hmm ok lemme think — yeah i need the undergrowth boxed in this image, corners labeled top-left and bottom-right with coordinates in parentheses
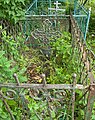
top-left (0, 26), bottom-right (92, 120)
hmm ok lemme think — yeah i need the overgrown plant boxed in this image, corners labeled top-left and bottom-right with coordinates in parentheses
top-left (0, 26), bottom-right (28, 83)
top-left (0, 0), bottom-right (31, 23)
top-left (46, 32), bottom-right (77, 84)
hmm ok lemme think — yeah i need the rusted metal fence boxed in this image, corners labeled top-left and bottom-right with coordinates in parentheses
top-left (70, 14), bottom-right (95, 120)
top-left (0, 15), bottom-right (95, 120)
top-left (0, 19), bottom-right (23, 41)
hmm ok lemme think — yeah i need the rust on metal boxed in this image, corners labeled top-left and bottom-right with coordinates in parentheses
top-left (72, 74), bottom-right (77, 120)
top-left (0, 83), bottom-right (87, 90)
top-left (70, 14), bottom-right (95, 120)
top-left (85, 85), bottom-right (95, 120)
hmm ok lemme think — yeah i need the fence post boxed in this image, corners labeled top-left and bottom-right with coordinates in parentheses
top-left (72, 74), bottom-right (77, 120)
top-left (85, 84), bottom-right (95, 120)
top-left (84, 7), bottom-right (91, 40)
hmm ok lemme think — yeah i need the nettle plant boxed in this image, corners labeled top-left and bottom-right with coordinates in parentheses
top-left (0, 51), bottom-right (27, 83)
top-left (0, 26), bottom-right (28, 83)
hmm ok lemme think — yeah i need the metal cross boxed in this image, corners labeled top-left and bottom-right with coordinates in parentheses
top-left (48, 1), bottom-right (65, 15)
top-left (54, 1), bottom-right (61, 9)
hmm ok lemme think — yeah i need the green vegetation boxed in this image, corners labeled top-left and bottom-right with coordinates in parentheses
top-left (0, 0), bottom-right (95, 120)
top-left (0, 26), bottom-right (73, 119)
top-left (0, 0), bottom-right (31, 23)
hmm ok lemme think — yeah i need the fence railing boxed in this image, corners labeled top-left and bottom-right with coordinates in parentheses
top-left (74, 1), bottom-right (91, 40)
top-left (70, 14), bottom-right (95, 120)
top-left (0, 14), bottom-right (95, 120)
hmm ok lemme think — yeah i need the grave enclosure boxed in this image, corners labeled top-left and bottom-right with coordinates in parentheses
top-left (0, 0), bottom-right (95, 120)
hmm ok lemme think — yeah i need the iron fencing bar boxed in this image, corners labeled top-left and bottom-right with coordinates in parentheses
top-left (70, 14), bottom-right (95, 120)
top-left (0, 14), bottom-right (94, 120)
top-left (25, 0), bottom-right (70, 16)
top-left (0, 20), bottom-right (23, 40)
top-left (23, 17), bottom-right (69, 47)
top-left (74, 1), bottom-right (91, 40)
top-left (0, 73), bottom-right (88, 120)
